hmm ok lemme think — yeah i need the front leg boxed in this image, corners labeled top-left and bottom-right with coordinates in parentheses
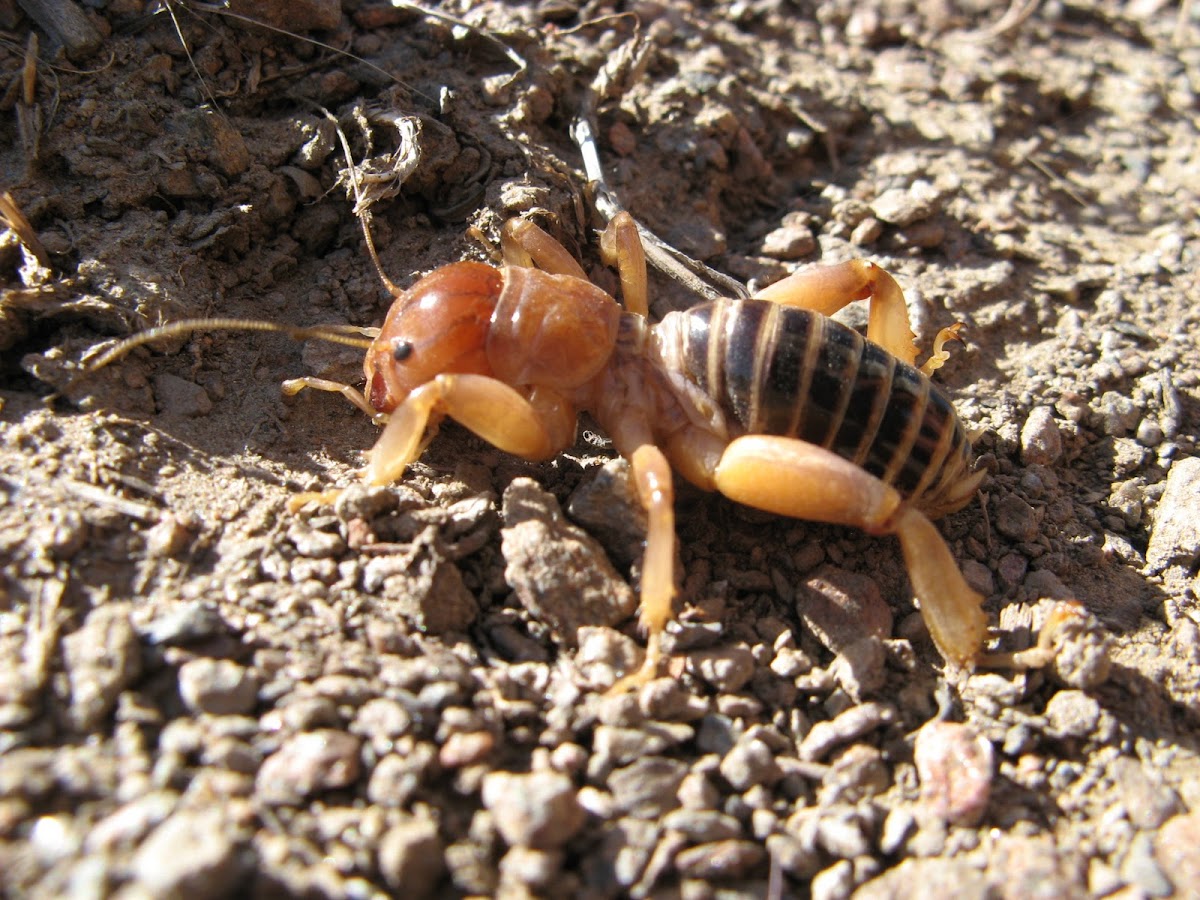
top-left (291, 375), bottom-right (578, 511)
top-left (713, 435), bottom-right (988, 667)
top-left (365, 375), bottom-right (577, 485)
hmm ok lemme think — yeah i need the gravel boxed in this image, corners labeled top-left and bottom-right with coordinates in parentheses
top-left (1, 1), bottom-right (1197, 896)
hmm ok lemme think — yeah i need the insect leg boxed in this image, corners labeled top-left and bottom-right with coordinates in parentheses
top-left (608, 443), bottom-right (677, 692)
top-left (364, 374), bottom-right (577, 486)
top-left (712, 434), bottom-right (988, 667)
top-left (500, 218), bottom-right (588, 279)
top-left (918, 323), bottom-right (965, 376)
top-left (599, 211), bottom-right (648, 318)
top-left (753, 260), bottom-right (919, 366)
top-left (281, 376), bottom-right (376, 418)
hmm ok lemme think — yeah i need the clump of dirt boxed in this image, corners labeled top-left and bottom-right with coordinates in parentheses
top-left (1, 1), bottom-right (1199, 898)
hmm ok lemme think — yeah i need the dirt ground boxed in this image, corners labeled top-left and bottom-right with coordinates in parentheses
top-left (1, 0), bottom-right (1199, 897)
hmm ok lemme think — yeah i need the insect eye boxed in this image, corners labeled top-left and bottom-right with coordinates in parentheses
top-left (391, 339), bottom-right (414, 362)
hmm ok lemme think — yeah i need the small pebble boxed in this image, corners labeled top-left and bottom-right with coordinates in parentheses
top-left (153, 373), bottom-right (212, 417)
top-left (367, 744), bottom-right (437, 807)
top-left (1095, 391), bottom-right (1140, 436)
top-left (178, 658), bottom-right (259, 716)
top-left (820, 744), bottom-right (889, 805)
top-left (914, 721), bottom-right (994, 826)
top-left (992, 834), bottom-right (1084, 898)
top-left (143, 602), bottom-right (226, 646)
top-left (851, 217), bottom-right (883, 245)
top-left (145, 514), bottom-right (199, 559)
top-left (996, 553), bottom-right (1028, 590)
top-left (677, 770), bottom-right (721, 810)
top-left (439, 731), bottom-right (495, 768)
top-left (1020, 406), bottom-right (1062, 466)
top-left (378, 816), bottom-right (444, 897)
top-left (855, 857), bottom-right (989, 899)
top-left (828, 636), bottom-right (887, 701)
top-left (798, 702), bottom-right (897, 761)
top-left (686, 644), bottom-right (756, 693)
top-left (1136, 417), bottom-right (1163, 447)
top-left (607, 756), bottom-right (688, 818)
top-left (63, 603), bottom-right (142, 731)
top-left (1044, 690), bottom-right (1102, 740)
top-left (498, 846), bottom-right (563, 892)
top-left (761, 219), bottom-right (816, 260)
top-left (719, 736), bottom-right (782, 791)
top-left (1110, 756), bottom-right (1179, 830)
top-left (871, 181), bottom-right (939, 226)
top-left (814, 807), bottom-right (872, 858)
top-left (994, 494), bottom-right (1039, 542)
top-left (1122, 831), bottom-right (1174, 897)
top-left (85, 791), bottom-right (178, 851)
top-left (811, 859), bottom-right (855, 900)
top-left (593, 723), bottom-right (693, 767)
top-left (1146, 456), bottom-right (1200, 572)
top-left (878, 807), bottom-right (916, 856)
top-left (673, 839), bottom-right (765, 879)
top-left (481, 771), bottom-right (584, 849)
top-left (798, 566), bottom-right (893, 653)
top-left (502, 479), bottom-right (636, 644)
top-left (350, 698), bottom-right (415, 751)
top-left (1155, 809), bottom-right (1200, 893)
top-left (661, 808), bottom-right (742, 843)
top-left (574, 627), bottom-right (643, 689)
top-left (766, 831), bottom-right (821, 878)
top-left (255, 730), bottom-right (362, 804)
top-left (130, 808), bottom-right (243, 899)
top-left (371, 550), bottom-right (478, 635)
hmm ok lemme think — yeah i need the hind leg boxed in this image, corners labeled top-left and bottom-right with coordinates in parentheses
top-left (712, 434), bottom-right (987, 667)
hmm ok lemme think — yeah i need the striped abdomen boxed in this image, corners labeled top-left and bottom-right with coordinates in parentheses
top-left (657, 299), bottom-right (975, 514)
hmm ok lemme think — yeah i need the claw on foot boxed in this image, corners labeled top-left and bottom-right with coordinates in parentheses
top-left (607, 630), bottom-right (664, 695)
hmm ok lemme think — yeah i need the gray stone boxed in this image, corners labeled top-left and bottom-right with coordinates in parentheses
top-left (674, 839), bottom-right (765, 879)
top-left (502, 479), bottom-right (636, 644)
top-left (661, 808), bottom-right (743, 843)
top-left (178, 658), bottom-right (258, 716)
top-left (994, 493), bottom-right (1039, 542)
top-left (1044, 689), bottom-right (1102, 739)
top-left (829, 636), bottom-right (887, 701)
top-left (608, 756), bottom-right (688, 818)
top-left (63, 603), bottom-right (142, 731)
top-left (378, 816), bottom-right (444, 897)
top-left (1096, 391), bottom-right (1140, 436)
top-left (1147, 456), bottom-right (1200, 572)
top-left (798, 702), bottom-right (897, 762)
top-left (798, 566), bottom-right (893, 653)
top-left (871, 181), bottom-right (940, 225)
top-left (131, 808), bottom-right (243, 899)
top-left (256, 729), bottom-right (362, 803)
top-left (1020, 406), bottom-right (1063, 466)
top-left (481, 771), bottom-right (584, 849)
top-left (153, 372), bottom-right (212, 417)
top-left (686, 644), bottom-right (756, 693)
top-left (719, 736), bottom-right (782, 791)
